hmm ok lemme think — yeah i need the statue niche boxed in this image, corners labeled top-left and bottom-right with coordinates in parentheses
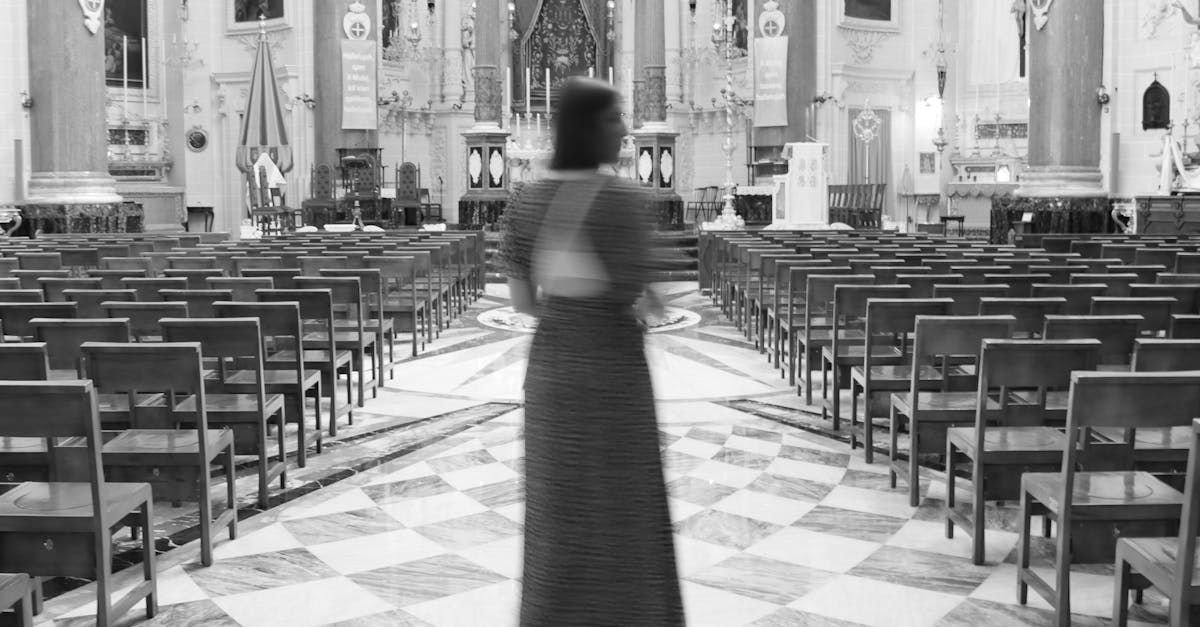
top-left (1143, 79), bottom-right (1171, 131)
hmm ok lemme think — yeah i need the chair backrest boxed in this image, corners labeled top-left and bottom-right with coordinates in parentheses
top-left (12, 269), bottom-right (70, 290)
top-left (320, 269), bottom-right (384, 319)
top-left (0, 342), bottom-right (49, 380)
top-left (364, 255), bottom-right (419, 292)
top-left (17, 252), bottom-right (63, 271)
top-left (932, 284), bottom-right (1010, 316)
top-left (206, 276), bottom-right (274, 301)
top-left (163, 269), bottom-right (225, 290)
top-left (1132, 339), bottom-right (1200, 372)
top-left (313, 164), bottom-right (335, 200)
top-left (0, 302), bottom-right (77, 339)
top-left (82, 342), bottom-right (209, 434)
top-left (0, 289), bottom-right (45, 303)
top-left (397, 162), bottom-right (420, 202)
top-left (64, 289), bottom-right (136, 318)
top-left (1172, 314), bottom-right (1200, 339)
top-left (1030, 283), bottom-right (1107, 315)
top-left (120, 277), bottom-right (188, 302)
top-left (167, 256), bottom-right (218, 271)
top-left (240, 268), bottom-right (299, 289)
top-left (32, 318), bottom-right (132, 373)
top-left (161, 317), bottom-right (268, 405)
top-left (102, 301), bottom-right (189, 341)
top-left (158, 289), bottom-right (233, 318)
top-left (298, 256), bottom-right (349, 276)
top-left (234, 256), bottom-right (284, 275)
top-left (1043, 315), bottom-right (1142, 367)
top-left (976, 339), bottom-right (1102, 428)
top-left (87, 268), bottom-right (147, 289)
top-left (101, 257), bottom-right (150, 272)
top-left (909, 315), bottom-right (1016, 393)
top-left (1090, 297), bottom-right (1177, 336)
top-left (1070, 272), bottom-right (1138, 297)
top-left (255, 288), bottom-right (338, 352)
top-left (977, 297), bottom-right (1066, 337)
top-left (831, 285), bottom-right (912, 331)
top-left (1130, 283), bottom-right (1200, 316)
top-left (39, 277), bottom-right (103, 302)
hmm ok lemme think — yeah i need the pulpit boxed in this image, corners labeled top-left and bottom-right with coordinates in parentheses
top-left (774, 143), bottom-right (830, 227)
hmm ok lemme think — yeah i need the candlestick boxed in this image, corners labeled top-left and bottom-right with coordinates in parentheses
top-left (525, 67), bottom-right (531, 116)
top-left (141, 37), bottom-right (148, 121)
top-left (505, 66), bottom-right (512, 120)
top-left (122, 35), bottom-right (129, 119)
top-left (545, 68), bottom-right (551, 114)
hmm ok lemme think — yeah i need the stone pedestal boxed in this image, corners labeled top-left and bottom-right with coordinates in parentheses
top-left (25, 0), bottom-right (119, 205)
top-left (461, 0), bottom-right (510, 223)
top-left (633, 127), bottom-right (679, 193)
top-left (1019, 0), bottom-right (1104, 198)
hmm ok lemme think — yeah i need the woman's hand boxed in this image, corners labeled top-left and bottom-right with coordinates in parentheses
top-left (638, 287), bottom-right (665, 321)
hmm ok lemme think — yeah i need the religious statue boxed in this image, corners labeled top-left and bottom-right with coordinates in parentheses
top-left (461, 12), bottom-right (475, 86)
top-left (1176, 0), bottom-right (1200, 26)
top-left (1012, 0), bottom-right (1027, 38)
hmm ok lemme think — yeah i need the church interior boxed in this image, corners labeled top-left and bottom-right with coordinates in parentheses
top-left (4, 0), bottom-right (1200, 625)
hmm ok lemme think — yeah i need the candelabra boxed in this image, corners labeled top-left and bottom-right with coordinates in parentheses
top-left (706, 0), bottom-right (748, 230)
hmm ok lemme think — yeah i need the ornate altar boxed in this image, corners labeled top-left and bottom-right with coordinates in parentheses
top-left (21, 202), bottom-right (144, 234)
top-left (1135, 195), bottom-right (1200, 235)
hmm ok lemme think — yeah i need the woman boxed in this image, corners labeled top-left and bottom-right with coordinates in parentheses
top-left (499, 77), bottom-right (684, 626)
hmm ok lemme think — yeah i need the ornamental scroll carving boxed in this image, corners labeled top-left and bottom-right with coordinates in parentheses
top-left (838, 27), bottom-right (893, 64)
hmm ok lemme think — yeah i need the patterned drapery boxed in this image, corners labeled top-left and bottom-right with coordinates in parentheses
top-left (513, 0), bottom-right (609, 96)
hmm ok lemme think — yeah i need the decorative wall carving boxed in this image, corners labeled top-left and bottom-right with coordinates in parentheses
top-left (474, 66), bottom-right (503, 123)
top-left (838, 27), bottom-right (894, 64)
top-left (1140, 0), bottom-right (1178, 39)
top-left (526, 0), bottom-right (598, 88)
top-left (642, 67), bottom-right (667, 123)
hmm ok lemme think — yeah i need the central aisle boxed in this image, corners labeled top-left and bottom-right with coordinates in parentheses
top-left (40, 284), bottom-right (1167, 627)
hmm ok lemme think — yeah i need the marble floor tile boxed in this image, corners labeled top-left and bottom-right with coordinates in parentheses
top-left (674, 509), bottom-right (783, 550)
top-left (462, 477), bottom-right (523, 509)
top-left (789, 575), bottom-right (964, 627)
top-left (745, 527), bottom-right (881, 573)
top-left (325, 609), bottom-right (436, 627)
top-left (765, 457), bottom-right (848, 486)
top-left (278, 488), bottom-right (380, 522)
top-left (792, 505), bottom-right (909, 544)
top-left (820, 484), bottom-right (919, 520)
top-left (887, 518), bottom-right (1018, 566)
top-left (710, 447), bottom-right (774, 470)
top-left (361, 475), bottom-right (457, 505)
top-left (662, 449), bottom-right (711, 474)
top-left (750, 607), bottom-right (869, 627)
top-left (403, 580), bottom-right (521, 627)
top-left (214, 577), bottom-right (394, 627)
top-left (307, 529), bottom-right (446, 575)
top-left (54, 600), bottom-right (238, 627)
top-left (934, 598), bottom-right (1095, 627)
top-left (687, 459), bottom-right (764, 488)
top-left (347, 554), bottom-right (509, 607)
top-left (848, 546), bottom-right (993, 596)
top-left (212, 523), bottom-right (304, 560)
top-left (688, 553), bottom-right (839, 605)
top-left (731, 424), bottom-right (786, 443)
top-left (183, 548), bottom-right (340, 597)
top-left (412, 511), bottom-right (523, 550)
top-left (674, 535), bottom-right (742, 578)
top-left (425, 449), bottom-right (498, 474)
top-left (363, 460), bottom-right (437, 486)
top-left (379, 491), bottom-right (491, 528)
top-left (744, 472), bottom-right (836, 503)
top-left (668, 496), bottom-right (707, 522)
top-left (439, 462), bottom-right (521, 492)
top-left (680, 582), bottom-right (780, 627)
top-left (485, 439), bottom-right (523, 462)
top-left (668, 475), bottom-right (742, 506)
top-left (55, 565), bottom-right (210, 620)
top-left (667, 436), bottom-right (723, 460)
top-left (456, 535), bottom-right (524, 580)
top-left (281, 507), bottom-right (406, 545)
top-left (711, 488), bottom-right (816, 526)
top-left (777, 444), bottom-right (852, 468)
top-left (688, 427), bottom-right (733, 446)
top-left (723, 433), bottom-right (784, 457)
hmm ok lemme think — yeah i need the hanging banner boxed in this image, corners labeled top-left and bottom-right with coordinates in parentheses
top-left (341, 39), bottom-right (377, 130)
top-left (753, 35), bottom-right (789, 127)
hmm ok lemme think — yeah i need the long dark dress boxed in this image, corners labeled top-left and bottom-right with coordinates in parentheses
top-left (499, 173), bottom-right (685, 626)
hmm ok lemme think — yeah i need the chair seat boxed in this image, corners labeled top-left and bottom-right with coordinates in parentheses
top-left (1094, 426), bottom-right (1192, 451)
top-left (382, 298), bottom-right (427, 313)
top-left (303, 332), bottom-right (378, 350)
top-left (224, 368), bottom-right (322, 390)
top-left (0, 481), bottom-right (151, 531)
top-left (1010, 389), bottom-right (1069, 413)
top-left (1022, 471), bottom-right (1184, 516)
top-left (175, 393), bottom-right (286, 418)
top-left (268, 349), bottom-right (352, 367)
top-left (1118, 538), bottom-right (1200, 586)
top-left (337, 318), bottom-right (394, 334)
top-left (102, 428), bottom-right (233, 458)
top-left (892, 391), bottom-right (1001, 418)
top-left (851, 364), bottom-right (946, 388)
top-left (948, 426), bottom-right (1067, 457)
top-left (822, 344), bottom-right (902, 366)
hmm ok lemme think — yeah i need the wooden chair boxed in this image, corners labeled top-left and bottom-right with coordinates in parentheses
top-left (1159, 273), bottom-right (1200, 285)
top-left (887, 317), bottom-right (1018, 506)
top-left (0, 303), bottom-right (76, 341)
top-left (158, 289), bottom-right (233, 318)
top-left (15, 252), bottom-right (61, 271)
top-left (1171, 314), bottom-right (1200, 339)
top-left (798, 272), bottom-right (869, 404)
top-left (64, 289), bottom-right (136, 318)
top-left (10, 270), bottom-right (69, 291)
top-left (0, 573), bottom-right (32, 627)
top-left (0, 343), bottom-right (49, 380)
top-left (1071, 272), bottom-right (1139, 297)
top-left (1030, 265), bottom-right (1089, 284)
top-left (1131, 283), bottom-right (1200, 316)
top-left (254, 290), bottom-right (352, 436)
top-left (766, 259), bottom-right (830, 370)
top-left (1043, 315), bottom-right (1142, 369)
top-left (848, 298), bottom-right (953, 463)
top-left (88, 268), bottom-right (147, 290)
top-left (240, 268), bottom-right (299, 290)
top-left (366, 255), bottom-right (426, 356)
top-left (945, 339), bottom-right (1102, 564)
top-left (1114, 418), bottom-right (1200, 626)
top-left (101, 302), bottom-right (189, 342)
top-left (1031, 283), bottom-right (1107, 315)
top-left (293, 277), bottom-right (378, 405)
top-left (933, 284), bottom-right (1010, 316)
top-left (820, 284), bottom-right (912, 430)
top-left (213, 302), bottom-right (324, 467)
top-left (233, 256), bottom-right (284, 276)
top-left (1091, 296), bottom-right (1178, 337)
top-left (120, 277), bottom-right (187, 302)
top-left (321, 269), bottom-right (397, 381)
top-left (983, 273), bottom-right (1050, 298)
top-left (1017, 371), bottom-right (1200, 625)
top-left (167, 256), bottom-right (218, 271)
top-left (1176, 252), bottom-right (1200, 273)
top-left (38, 278), bottom-right (102, 302)
top-left (977, 297), bottom-right (1066, 338)
top-left (0, 381), bottom-right (157, 627)
top-left (0, 279), bottom-right (18, 290)
top-left (1107, 264), bottom-right (1167, 284)
top-left (161, 318), bottom-right (287, 509)
top-left (31, 318), bottom-right (131, 377)
top-left (100, 257), bottom-right (150, 274)
top-left (0, 290), bottom-right (44, 304)
top-left (206, 277), bottom-right (274, 302)
top-left (82, 342), bottom-right (237, 567)
top-left (163, 269), bottom-right (224, 290)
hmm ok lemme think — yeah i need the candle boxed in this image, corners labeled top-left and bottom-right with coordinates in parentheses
top-left (545, 68), bottom-right (551, 114)
top-left (608, 66), bottom-right (614, 85)
top-left (505, 66), bottom-right (512, 119)
top-left (141, 37), bottom-right (148, 121)
top-left (525, 67), bottom-right (531, 115)
top-left (588, 67), bottom-right (594, 78)
top-left (122, 35), bottom-right (129, 115)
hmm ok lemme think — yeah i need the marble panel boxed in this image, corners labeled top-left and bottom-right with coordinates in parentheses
top-left (182, 548), bottom-right (340, 597)
top-left (53, 600), bottom-right (237, 627)
top-left (745, 527), bottom-right (881, 573)
top-left (751, 607), bottom-right (870, 626)
top-left (847, 546), bottom-right (993, 596)
top-left (307, 529), bottom-right (446, 575)
top-left (793, 505), bottom-right (909, 543)
top-left (710, 447), bottom-right (774, 470)
top-left (462, 477), bottom-right (524, 509)
top-left (411, 511), bottom-right (523, 550)
top-left (361, 475), bottom-right (457, 505)
top-left (282, 507), bottom-right (407, 545)
top-left (688, 553), bottom-right (839, 604)
top-left (788, 575), bottom-right (964, 627)
top-left (213, 577), bottom-right (394, 627)
top-left (745, 472), bottom-right (836, 503)
top-left (347, 554), bottom-right (508, 607)
top-left (425, 449), bottom-right (498, 474)
top-left (674, 509), bottom-right (783, 550)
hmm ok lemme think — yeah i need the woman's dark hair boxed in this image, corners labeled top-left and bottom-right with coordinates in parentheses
top-left (551, 77), bottom-right (620, 171)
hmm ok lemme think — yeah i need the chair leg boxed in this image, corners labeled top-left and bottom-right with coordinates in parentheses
top-left (198, 459), bottom-right (214, 567)
top-left (277, 406), bottom-right (288, 490)
top-left (14, 583), bottom-right (32, 627)
top-left (140, 500), bottom-right (157, 619)
top-left (1053, 515), bottom-right (1072, 626)
top-left (862, 384), bottom-right (874, 464)
top-left (908, 424), bottom-right (921, 507)
top-left (256, 419), bottom-right (270, 509)
top-left (1112, 551), bottom-right (1132, 627)
top-left (225, 442), bottom-right (238, 540)
top-left (971, 462), bottom-right (986, 565)
top-left (945, 438), bottom-right (957, 539)
top-left (1017, 489), bottom-right (1032, 605)
top-left (889, 405), bottom-right (900, 489)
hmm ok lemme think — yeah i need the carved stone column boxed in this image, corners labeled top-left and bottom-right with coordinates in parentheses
top-left (632, 0), bottom-right (679, 207)
top-left (1019, 0), bottom-right (1104, 197)
top-left (25, 0), bottom-right (120, 205)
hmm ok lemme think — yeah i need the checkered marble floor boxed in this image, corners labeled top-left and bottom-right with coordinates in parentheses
top-left (36, 283), bottom-right (1173, 626)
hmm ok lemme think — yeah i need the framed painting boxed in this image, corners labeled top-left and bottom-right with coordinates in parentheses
top-left (919, 152), bottom-right (936, 175)
top-left (104, 0), bottom-right (148, 89)
top-left (839, 0), bottom-right (900, 32)
top-left (228, 0), bottom-right (289, 34)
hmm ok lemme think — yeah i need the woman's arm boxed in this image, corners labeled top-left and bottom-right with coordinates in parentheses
top-left (509, 278), bottom-right (539, 316)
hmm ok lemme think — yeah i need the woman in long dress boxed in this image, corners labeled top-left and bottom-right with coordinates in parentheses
top-left (499, 78), bottom-right (684, 626)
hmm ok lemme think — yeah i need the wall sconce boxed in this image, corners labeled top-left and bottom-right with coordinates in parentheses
top-left (293, 94), bottom-right (316, 109)
top-left (813, 92), bottom-right (838, 106)
top-left (689, 0), bottom-right (698, 14)
top-left (184, 99), bottom-right (202, 114)
top-left (18, 90), bottom-right (32, 109)
top-left (932, 126), bottom-right (948, 152)
top-left (508, 2), bottom-right (518, 40)
top-left (427, 0), bottom-right (435, 13)
top-left (1096, 85), bottom-right (1111, 107)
